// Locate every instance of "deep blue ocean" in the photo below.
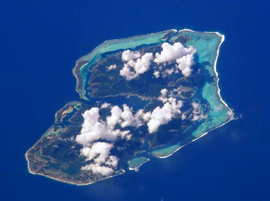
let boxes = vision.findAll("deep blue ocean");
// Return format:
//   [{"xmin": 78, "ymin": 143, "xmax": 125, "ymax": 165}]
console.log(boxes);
[{"xmin": 1, "ymin": 0, "xmax": 270, "ymax": 200}]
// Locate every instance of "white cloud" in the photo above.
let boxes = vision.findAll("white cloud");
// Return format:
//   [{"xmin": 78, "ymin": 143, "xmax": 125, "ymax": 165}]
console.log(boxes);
[
  {"xmin": 105, "ymin": 155, "xmax": 119, "ymax": 168},
  {"xmin": 132, "ymin": 53, "xmax": 153, "ymax": 75},
  {"xmin": 120, "ymin": 64, "xmax": 136, "ymax": 80},
  {"xmin": 75, "ymin": 112, "xmax": 118, "ymax": 146},
  {"xmin": 153, "ymin": 71, "xmax": 160, "ymax": 78},
  {"xmin": 106, "ymin": 106, "xmax": 123, "ymax": 128},
  {"xmin": 76, "ymin": 104, "xmax": 142, "ymax": 148},
  {"xmin": 120, "ymin": 42, "xmax": 196, "ymax": 80},
  {"xmin": 110, "ymin": 89, "xmax": 184, "ymax": 134},
  {"xmin": 135, "ymin": 109, "xmax": 144, "ymax": 119},
  {"xmin": 159, "ymin": 88, "xmax": 168, "ymax": 102},
  {"xmin": 122, "ymin": 50, "xmax": 141, "ymax": 61},
  {"xmin": 152, "ymin": 42, "xmax": 196, "ymax": 77},
  {"xmin": 82, "ymin": 108, "xmax": 100, "ymax": 128},
  {"xmin": 164, "ymin": 68, "xmax": 175, "ymax": 76},
  {"xmin": 120, "ymin": 104, "xmax": 142, "ymax": 128},
  {"xmin": 137, "ymin": 89, "xmax": 184, "ymax": 133},
  {"xmin": 147, "ymin": 104, "xmax": 173, "ymax": 133},
  {"xmin": 80, "ymin": 142, "xmax": 116, "ymax": 176},
  {"xmin": 107, "ymin": 64, "xmax": 117, "ymax": 71},
  {"xmin": 160, "ymin": 88, "xmax": 168, "ymax": 97},
  {"xmin": 147, "ymin": 98, "xmax": 183, "ymax": 133},
  {"xmin": 81, "ymin": 164, "xmax": 114, "ymax": 176},
  {"xmin": 176, "ymin": 54, "xmax": 194, "ymax": 77},
  {"xmin": 101, "ymin": 102, "xmax": 111, "ymax": 109},
  {"xmin": 143, "ymin": 112, "xmax": 152, "ymax": 122},
  {"xmin": 181, "ymin": 113, "xmax": 187, "ymax": 120},
  {"xmin": 117, "ymin": 129, "xmax": 131, "ymax": 140},
  {"xmin": 81, "ymin": 142, "xmax": 113, "ymax": 162},
  {"xmin": 154, "ymin": 42, "xmax": 196, "ymax": 64},
  {"xmin": 120, "ymin": 52, "xmax": 153, "ymax": 80}
]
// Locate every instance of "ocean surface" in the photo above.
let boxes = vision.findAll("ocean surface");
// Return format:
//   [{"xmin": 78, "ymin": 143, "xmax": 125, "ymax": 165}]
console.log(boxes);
[{"xmin": 1, "ymin": 0, "xmax": 270, "ymax": 200}]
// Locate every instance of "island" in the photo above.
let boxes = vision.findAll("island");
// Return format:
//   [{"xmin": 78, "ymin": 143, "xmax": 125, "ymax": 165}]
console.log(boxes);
[{"xmin": 26, "ymin": 29, "xmax": 235, "ymax": 185}]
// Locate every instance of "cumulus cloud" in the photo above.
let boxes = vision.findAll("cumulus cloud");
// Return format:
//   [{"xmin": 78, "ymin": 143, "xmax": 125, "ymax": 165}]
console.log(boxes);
[
  {"xmin": 120, "ymin": 104, "xmax": 142, "ymax": 128},
  {"xmin": 153, "ymin": 71, "xmax": 160, "ymax": 78},
  {"xmin": 114, "ymin": 88, "xmax": 184, "ymax": 133},
  {"xmin": 80, "ymin": 142, "xmax": 116, "ymax": 176},
  {"xmin": 147, "ymin": 97, "xmax": 183, "ymax": 133},
  {"xmin": 160, "ymin": 88, "xmax": 168, "ymax": 97},
  {"xmin": 120, "ymin": 42, "xmax": 196, "ymax": 80},
  {"xmin": 176, "ymin": 54, "xmax": 195, "ymax": 77},
  {"xmin": 135, "ymin": 89, "xmax": 183, "ymax": 133},
  {"xmin": 120, "ymin": 52, "xmax": 153, "ymax": 80},
  {"xmin": 81, "ymin": 142, "xmax": 113, "ymax": 162},
  {"xmin": 152, "ymin": 42, "xmax": 196, "ymax": 78},
  {"xmin": 76, "ymin": 105, "xmax": 138, "ymax": 147},
  {"xmin": 122, "ymin": 50, "xmax": 141, "ymax": 61},
  {"xmin": 101, "ymin": 102, "xmax": 111, "ymax": 109},
  {"xmin": 133, "ymin": 53, "xmax": 153, "ymax": 74},
  {"xmin": 147, "ymin": 105, "xmax": 173, "ymax": 133},
  {"xmin": 76, "ymin": 108, "xmax": 101, "ymax": 145},
  {"xmin": 107, "ymin": 64, "xmax": 117, "ymax": 71},
  {"xmin": 154, "ymin": 42, "xmax": 196, "ymax": 64},
  {"xmin": 75, "ymin": 108, "xmax": 119, "ymax": 146},
  {"xmin": 106, "ymin": 155, "xmax": 119, "ymax": 168},
  {"xmin": 119, "ymin": 64, "xmax": 136, "ymax": 80},
  {"xmin": 81, "ymin": 164, "xmax": 114, "ymax": 176},
  {"xmin": 106, "ymin": 106, "xmax": 123, "ymax": 128},
  {"xmin": 143, "ymin": 112, "xmax": 152, "ymax": 122},
  {"xmin": 164, "ymin": 68, "xmax": 175, "ymax": 75}
]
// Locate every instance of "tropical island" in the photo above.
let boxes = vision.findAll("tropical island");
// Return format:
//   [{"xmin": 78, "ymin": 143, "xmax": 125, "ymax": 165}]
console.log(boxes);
[{"xmin": 26, "ymin": 29, "xmax": 234, "ymax": 185}]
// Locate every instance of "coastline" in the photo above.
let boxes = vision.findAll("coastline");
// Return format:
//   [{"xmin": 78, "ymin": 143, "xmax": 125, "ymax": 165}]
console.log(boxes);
[
  {"xmin": 151, "ymin": 29, "xmax": 234, "ymax": 159},
  {"xmin": 179, "ymin": 29, "xmax": 232, "ymax": 112}
]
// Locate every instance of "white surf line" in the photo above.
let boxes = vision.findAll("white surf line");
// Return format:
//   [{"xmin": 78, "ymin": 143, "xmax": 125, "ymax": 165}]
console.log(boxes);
[{"xmin": 179, "ymin": 28, "xmax": 233, "ymax": 114}]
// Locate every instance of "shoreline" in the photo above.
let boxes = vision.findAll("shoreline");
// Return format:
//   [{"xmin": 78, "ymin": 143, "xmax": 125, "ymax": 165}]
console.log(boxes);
[
  {"xmin": 179, "ymin": 29, "xmax": 232, "ymax": 112},
  {"xmin": 151, "ymin": 29, "xmax": 234, "ymax": 159}
]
